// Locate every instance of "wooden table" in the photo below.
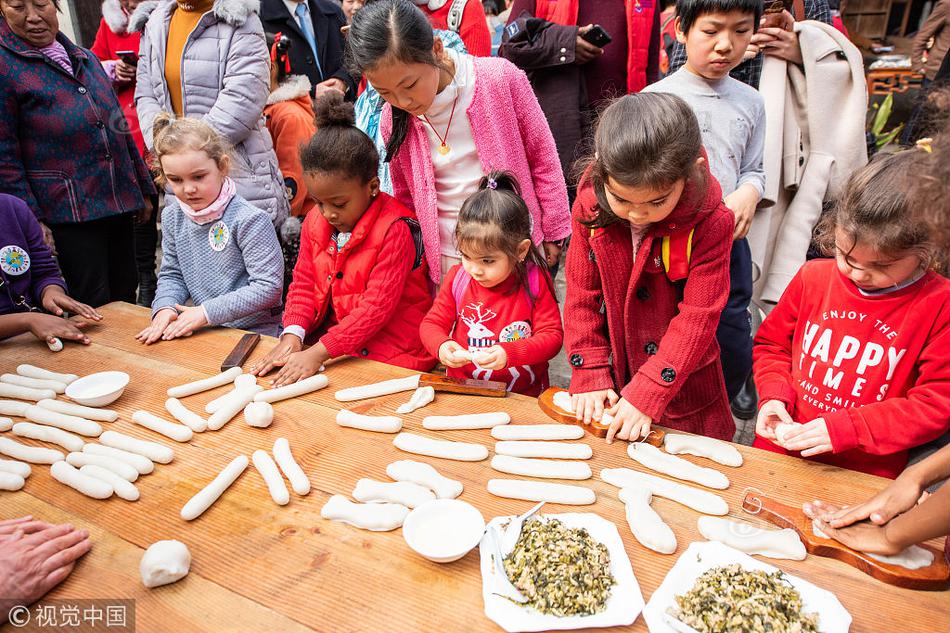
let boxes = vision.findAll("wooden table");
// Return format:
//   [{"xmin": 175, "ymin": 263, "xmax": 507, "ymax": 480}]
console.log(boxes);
[{"xmin": 2, "ymin": 303, "xmax": 947, "ymax": 632}]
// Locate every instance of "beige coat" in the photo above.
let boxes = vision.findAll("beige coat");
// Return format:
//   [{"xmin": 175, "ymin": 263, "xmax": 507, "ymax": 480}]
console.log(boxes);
[{"xmin": 748, "ymin": 20, "xmax": 868, "ymax": 305}]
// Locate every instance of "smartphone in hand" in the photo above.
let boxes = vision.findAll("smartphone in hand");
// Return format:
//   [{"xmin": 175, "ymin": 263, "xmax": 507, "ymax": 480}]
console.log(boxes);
[
  {"xmin": 116, "ymin": 50, "xmax": 138, "ymax": 66},
  {"xmin": 581, "ymin": 24, "xmax": 612, "ymax": 48}
]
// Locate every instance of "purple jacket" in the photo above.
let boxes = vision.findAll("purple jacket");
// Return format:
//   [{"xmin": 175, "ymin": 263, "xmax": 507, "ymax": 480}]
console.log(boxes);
[
  {"xmin": 0, "ymin": 20, "xmax": 154, "ymax": 225},
  {"xmin": 0, "ymin": 194, "xmax": 67, "ymax": 316}
]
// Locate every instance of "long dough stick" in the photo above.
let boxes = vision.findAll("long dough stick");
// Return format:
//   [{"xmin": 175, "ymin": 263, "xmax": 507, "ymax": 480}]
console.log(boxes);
[
  {"xmin": 334, "ymin": 375, "xmax": 420, "ymax": 402},
  {"xmin": 619, "ymin": 487, "xmax": 677, "ymax": 554},
  {"xmin": 698, "ymin": 516, "xmax": 806, "ymax": 560},
  {"xmin": 600, "ymin": 468, "xmax": 728, "ymax": 515},
  {"xmin": 12, "ymin": 422, "xmax": 85, "ymax": 452},
  {"xmin": 254, "ymin": 374, "xmax": 329, "ymax": 403},
  {"xmin": 1, "ymin": 374, "xmax": 67, "ymax": 394},
  {"xmin": 491, "ymin": 454, "xmax": 591, "ymax": 480},
  {"xmin": 180, "ymin": 455, "xmax": 249, "ymax": 520},
  {"xmin": 17, "ymin": 364, "xmax": 78, "ymax": 384},
  {"xmin": 0, "ymin": 417, "xmax": 11, "ymax": 432},
  {"xmin": 0, "ymin": 437, "xmax": 65, "ymax": 464},
  {"xmin": 352, "ymin": 478, "xmax": 435, "ymax": 508},
  {"xmin": 393, "ymin": 432, "xmax": 489, "ymax": 461},
  {"xmin": 206, "ymin": 386, "xmax": 262, "ymax": 431},
  {"xmin": 385, "ymin": 460, "xmax": 462, "ymax": 499},
  {"xmin": 422, "ymin": 412, "xmax": 510, "ymax": 431},
  {"xmin": 132, "ymin": 411, "xmax": 194, "ymax": 443},
  {"xmin": 37, "ymin": 399, "xmax": 118, "ymax": 423},
  {"xmin": 273, "ymin": 438, "xmax": 310, "ymax": 495},
  {"xmin": 0, "ymin": 458, "xmax": 31, "ymax": 478},
  {"xmin": 252, "ymin": 450, "xmax": 289, "ymax": 505},
  {"xmin": 83, "ymin": 444, "xmax": 153, "ymax": 475},
  {"xmin": 626, "ymin": 442, "xmax": 730, "ymax": 489},
  {"xmin": 486, "ymin": 479, "xmax": 596, "ymax": 505},
  {"xmin": 80, "ymin": 465, "xmax": 140, "ymax": 501},
  {"xmin": 25, "ymin": 406, "xmax": 102, "ymax": 437},
  {"xmin": 320, "ymin": 494, "xmax": 409, "ymax": 531},
  {"xmin": 66, "ymin": 452, "xmax": 138, "ymax": 482},
  {"xmin": 50, "ymin": 461, "xmax": 113, "ymax": 499},
  {"xmin": 336, "ymin": 410, "xmax": 402, "ymax": 433},
  {"xmin": 0, "ymin": 383, "xmax": 56, "ymax": 402},
  {"xmin": 164, "ymin": 398, "xmax": 208, "ymax": 433},
  {"xmin": 167, "ymin": 367, "xmax": 243, "ymax": 398},
  {"xmin": 494, "ymin": 441, "xmax": 592, "ymax": 460},
  {"xmin": 100, "ymin": 431, "xmax": 174, "ymax": 464},
  {"xmin": 395, "ymin": 386, "xmax": 435, "ymax": 414},
  {"xmin": 663, "ymin": 433, "xmax": 743, "ymax": 467},
  {"xmin": 0, "ymin": 471, "xmax": 25, "ymax": 491},
  {"xmin": 491, "ymin": 424, "xmax": 585, "ymax": 441},
  {"xmin": 205, "ymin": 374, "xmax": 258, "ymax": 413},
  {"xmin": 0, "ymin": 400, "xmax": 30, "ymax": 417}
]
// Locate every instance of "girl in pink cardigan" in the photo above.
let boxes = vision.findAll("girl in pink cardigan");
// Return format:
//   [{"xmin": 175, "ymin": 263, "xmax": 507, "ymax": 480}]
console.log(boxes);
[{"xmin": 347, "ymin": 0, "xmax": 571, "ymax": 284}]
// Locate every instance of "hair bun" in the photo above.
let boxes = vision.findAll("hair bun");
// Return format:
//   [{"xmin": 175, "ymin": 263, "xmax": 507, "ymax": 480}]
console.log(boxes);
[
  {"xmin": 314, "ymin": 91, "xmax": 355, "ymax": 128},
  {"xmin": 152, "ymin": 111, "xmax": 174, "ymax": 139},
  {"xmin": 480, "ymin": 170, "xmax": 522, "ymax": 196}
]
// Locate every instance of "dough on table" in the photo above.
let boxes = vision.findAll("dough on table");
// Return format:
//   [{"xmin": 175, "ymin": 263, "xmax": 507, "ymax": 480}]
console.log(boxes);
[
  {"xmin": 140, "ymin": 540, "xmax": 192, "ymax": 588},
  {"xmin": 321, "ymin": 494, "xmax": 409, "ymax": 531},
  {"xmin": 698, "ymin": 516, "xmax": 806, "ymax": 560},
  {"xmin": 811, "ymin": 519, "xmax": 934, "ymax": 569}
]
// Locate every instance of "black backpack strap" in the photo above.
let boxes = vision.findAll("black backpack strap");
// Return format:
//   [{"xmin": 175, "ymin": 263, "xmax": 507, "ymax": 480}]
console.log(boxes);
[{"xmin": 397, "ymin": 217, "xmax": 424, "ymax": 271}]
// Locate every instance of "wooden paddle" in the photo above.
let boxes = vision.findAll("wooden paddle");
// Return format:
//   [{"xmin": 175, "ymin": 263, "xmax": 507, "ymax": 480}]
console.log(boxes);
[
  {"xmin": 537, "ymin": 387, "xmax": 666, "ymax": 444},
  {"xmin": 418, "ymin": 374, "xmax": 507, "ymax": 397},
  {"xmin": 741, "ymin": 490, "xmax": 950, "ymax": 591}
]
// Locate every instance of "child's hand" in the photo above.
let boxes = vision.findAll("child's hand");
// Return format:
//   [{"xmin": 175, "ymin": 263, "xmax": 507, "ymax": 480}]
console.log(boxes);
[
  {"xmin": 135, "ymin": 308, "xmax": 177, "ymax": 345},
  {"xmin": 605, "ymin": 398, "xmax": 652, "ymax": 444},
  {"xmin": 438, "ymin": 341, "xmax": 470, "ymax": 368},
  {"xmin": 26, "ymin": 313, "xmax": 90, "ymax": 346},
  {"xmin": 273, "ymin": 345, "xmax": 328, "ymax": 387},
  {"xmin": 473, "ymin": 345, "xmax": 507, "ymax": 370},
  {"xmin": 723, "ymin": 185, "xmax": 759, "ymax": 240},
  {"xmin": 781, "ymin": 417, "xmax": 832, "ymax": 457},
  {"xmin": 250, "ymin": 335, "xmax": 303, "ymax": 376},
  {"xmin": 810, "ymin": 517, "xmax": 905, "ymax": 556},
  {"xmin": 755, "ymin": 399, "xmax": 794, "ymax": 440},
  {"xmin": 161, "ymin": 304, "xmax": 208, "ymax": 340},
  {"xmin": 571, "ymin": 389, "xmax": 619, "ymax": 426},
  {"xmin": 40, "ymin": 286, "xmax": 102, "ymax": 321},
  {"xmin": 804, "ymin": 475, "xmax": 926, "ymax": 529}
]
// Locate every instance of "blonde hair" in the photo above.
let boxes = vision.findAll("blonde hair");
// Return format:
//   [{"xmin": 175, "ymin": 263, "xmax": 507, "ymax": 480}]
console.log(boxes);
[{"xmin": 150, "ymin": 113, "xmax": 231, "ymax": 186}]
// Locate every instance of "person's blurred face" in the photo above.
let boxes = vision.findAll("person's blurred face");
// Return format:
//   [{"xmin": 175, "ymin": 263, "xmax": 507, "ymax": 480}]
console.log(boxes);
[
  {"xmin": 120, "ymin": 0, "xmax": 142, "ymax": 14},
  {"xmin": 342, "ymin": 0, "xmax": 363, "ymax": 23},
  {"xmin": 677, "ymin": 10, "xmax": 755, "ymax": 80},
  {"xmin": 0, "ymin": 0, "xmax": 59, "ymax": 48}
]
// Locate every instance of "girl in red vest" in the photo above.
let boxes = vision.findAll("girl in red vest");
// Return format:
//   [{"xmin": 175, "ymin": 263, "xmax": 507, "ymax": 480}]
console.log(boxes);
[
  {"xmin": 252, "ymin": 93, "xmax": 436, "ymax": 385},
  {"xmin": 565, "ymin": 92, "xmax": 734, "ymax": 443},
  {"xmin": 420, "ymin": 171, "xmax": 563, "ymax": 396}
]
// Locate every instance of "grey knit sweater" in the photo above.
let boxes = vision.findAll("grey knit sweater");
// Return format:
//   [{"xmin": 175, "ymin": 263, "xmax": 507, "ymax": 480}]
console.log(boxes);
[{"xmin": 152, "ymin": 195, "xmax": 283, "ymax": 335}]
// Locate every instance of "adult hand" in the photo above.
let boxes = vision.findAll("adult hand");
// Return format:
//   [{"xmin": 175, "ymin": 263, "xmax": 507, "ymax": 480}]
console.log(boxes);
[
  {"xmin": 570, "ymin": 389, "xmax": 619, "ymax": 426},
  {"xmin": 473, "ymin": 345, "xmax": 507, "ymax": 370},
  {"xmin": 0, "ymin": 519, "xmax": 92, "ymax": 623},
  {"xmin": 542, "ymin": 241, "xmax": 562, "ymax": 268},
  {"xmin": 314, "ymin": 78, "xmax": 347, "ymax": 101},
  {"xmin": 40, "ymin": 285, "xmax": 102, "ymax": 321},
  {"xmin": 272, "ymin": 344, "xmax": 329, "ymax": 387},
  {"xmin": 115, "ymin": 59, "xmax": 136, "ymax": 83},
  {"xmin": 135, "ymin": 308, "xmax": 177, "ymax": 345},
  {"xmin": 605, "ymin": 397, "xmax": 652, "ymax": 443},
  {"xmin": 752, "ymin": 11, "xmax": 803, "ymax": 66},
  {"xmin": 575, "ymin": 25, "xmax": 603, "ymax": 65},
  {"xmin": 781, "ymin": 417, "xmax": 833, "ymax": 457},
  {"xmin": 160, "ymin": 305, "xmax": 208, "ymax": 340},
  {"xmin": 25, "ymin": 312, "xmax": 90, "ymax": 346},
  {"xmin": 38, "ymin": 222, "xmax": 56, "ymax": 255},
  {"xmin": 250, "ymin": 334, "xmax": 303, "ymax": 376},
  {"xmin": 754, "ymin": 398, "xmax": 794, "ymax": 440},
  {"xmin": 723, "ymin": 185, "xmax": 759, "ymax": 240},
  {"xmin": 438, "ymin": 340, "xmax": 470, "ymax": 368}
]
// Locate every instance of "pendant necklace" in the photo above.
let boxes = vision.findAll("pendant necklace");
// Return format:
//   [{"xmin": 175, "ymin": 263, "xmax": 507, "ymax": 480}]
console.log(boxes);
[{"xmin": 422, "ymin": 94, "xmax": 458, "ymax": 156}]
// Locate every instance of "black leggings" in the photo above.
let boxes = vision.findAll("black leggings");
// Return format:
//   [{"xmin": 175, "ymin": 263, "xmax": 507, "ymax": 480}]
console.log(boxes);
[{"xmin": 134, "ymin": 195, "xmax": 160, "ymax": 276}]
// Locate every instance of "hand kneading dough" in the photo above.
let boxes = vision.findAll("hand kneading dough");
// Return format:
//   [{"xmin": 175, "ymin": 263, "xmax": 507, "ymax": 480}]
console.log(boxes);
[
  {"xmin": 494, "ymin": 441, "xmax": 592, "ymax": 460},
  {"xmin": 393, "ymin": 432, "xmax": 488, "ymax": 461},
  {"xmin": 140, "ymin": 540, "xmax": 192, "ymax": 588},
  {"xmin": 385, "ymin": 460, "xmax": 462, "ymax": 499},
  {"xmin": 352, "ymin": 478, "xmax": 435, "ymax": 508},
  {"xmin": 619, "ymin": 487, "xmax": 677, "ymax": 554},
  {"xmin": 486, "ymin": 479, "xmax": 596, "ymax": 505},
  {"xmin": 699, "ymin": 516, "xmax": 806, "ymax": 560},
  {"xmin": 663, "ymin": 433, "xmax": 743, "ymax": 467},
  {"xmin": 422, "ymin": 412, "xmax": 510, "ymax": 431},
  {"xmin": 600, "ymin": 468, "xmax": 728, "ymax": 515},
  {"xmin": 627, "ymin": 442, "xmax": 730, "ymax": 489},
  {"xmin": 321, "ymin": 494, "xmax": 409, "ymax": 531},
  {"xmin": 811, "ymin": 519, "xmax": 935, "ymax": 569},
  {"xmin": 774, "ymin": 423, "xmax": 799, "ymax": 448},
  {"xmin": 396, "ymin": 386, "xmax": 435, "ymax": 414},
  {"xmin": 491, "ymin": 424, "xmax": 585, "ymax": 441},
  {"xmin": 336, "ymin": 410, "xmax": 402, "ymax": 433}
]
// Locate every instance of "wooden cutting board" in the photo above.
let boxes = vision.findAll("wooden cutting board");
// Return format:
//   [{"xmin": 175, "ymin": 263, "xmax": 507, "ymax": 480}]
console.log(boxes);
[{"xmin": 537, "ymin": 387, "xmax": 665, "ymax": 444}]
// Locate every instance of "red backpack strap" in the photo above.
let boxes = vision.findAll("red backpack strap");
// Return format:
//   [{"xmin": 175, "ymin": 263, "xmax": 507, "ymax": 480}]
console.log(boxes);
[{"xmin": 451, "ymin": 267, "xmax": 472, "ymax": 309}]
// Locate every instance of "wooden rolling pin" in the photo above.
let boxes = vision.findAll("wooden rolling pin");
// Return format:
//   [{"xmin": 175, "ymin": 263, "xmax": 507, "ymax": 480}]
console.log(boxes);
[{"xmin": 537, "ymin": 387, "xmax": 665, "ymax": 444}]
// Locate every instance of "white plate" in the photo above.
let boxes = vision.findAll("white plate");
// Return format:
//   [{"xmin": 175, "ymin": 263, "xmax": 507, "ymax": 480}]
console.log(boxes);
[
  {"xmin": 644, "ymin": 541, "xmax": 852, "ymax": 633},
  {"xmin": 65, "ymin": 371, "xmax": 129, "ymax": 407},
  {"xmin": 403, "ymin": 499, "xmax": 485, "ymax": 563},
  {"xmin": 479, "ymin": 512, "xmax": 643, "ymax": 632}
]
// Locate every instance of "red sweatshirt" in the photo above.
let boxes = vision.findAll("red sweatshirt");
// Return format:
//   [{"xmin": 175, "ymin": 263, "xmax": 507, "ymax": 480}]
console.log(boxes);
[
  {"xmin": 420, "ymin": 264, "xmax": 564, "ymax": 396},
  {"xmin": 753, "ymin": 260, "xmax": 950, "ymax": 478},
  {"xmin": 423, "ymin": 1, "xmax": 492, "ymax": 57}
]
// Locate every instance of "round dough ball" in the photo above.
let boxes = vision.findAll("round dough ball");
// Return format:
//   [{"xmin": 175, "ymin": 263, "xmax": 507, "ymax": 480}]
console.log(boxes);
[
  {"xmin": 244, "ymin": 401, "xmax": 274, "ymax": 428},
  {"xmin": 47, "ymin": 338, "xmax": 63, "ymax": 352},
  {"xmin": 140, "ymin": 540, "xmax": 191, "ymax": 588}
]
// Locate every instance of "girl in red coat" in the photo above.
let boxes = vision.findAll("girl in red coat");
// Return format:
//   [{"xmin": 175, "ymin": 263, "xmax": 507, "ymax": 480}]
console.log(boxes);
[
  {"xmin": 565, "ymin": 92, "xmax": 735, "ymax": 443},
  {"xmin": 754, "ymin": 150, "xmax": 950, "ymax": 479},
  {"xmin": 251, "ymin": 93, "xmax": 436, "ymax": 385},
  {"xmin": 420, "ymin": 171, "xmax": 563, "ymax": 396}
]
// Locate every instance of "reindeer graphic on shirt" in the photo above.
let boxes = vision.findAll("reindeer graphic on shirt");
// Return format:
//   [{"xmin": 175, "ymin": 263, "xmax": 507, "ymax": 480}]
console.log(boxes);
[{"xmin": 458, "ymin": 301, "xmax": 536, "ymax": 390}]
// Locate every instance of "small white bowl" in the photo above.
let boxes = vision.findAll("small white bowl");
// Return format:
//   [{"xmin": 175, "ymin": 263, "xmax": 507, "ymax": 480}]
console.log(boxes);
[
  {"xmin": 65, "ymin": 371, "xmax": 130, "ymax": 407},
  {"xmin": 403, "ymin": 499, "xmax": 486, "ymax": 563}
]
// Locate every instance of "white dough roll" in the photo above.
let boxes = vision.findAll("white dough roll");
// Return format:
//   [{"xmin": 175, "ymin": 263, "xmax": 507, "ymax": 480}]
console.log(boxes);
[
  {"xmin": 132, "ymin": 411, "xmax": 194, "ymax": 443},
  {"xmin": 272, "ymin": 438, "xmax": 309, "ymax": 495},
  {"xmin": 395, "ymin": 386, "xmax": 435, "ymax": 414},
  {"xmin": 12, "ymin": 422, "xmax": 85, "ymax": 453},
  {"xmin": 1, "ymin": 373, "xmax": 67, "ymax": 394},
  {"xmin": 25, "ymin": 405, "xmax": 102, "ymax": 437},
  {"xmin": 80, "ymin": 465, "xmax": 140, "ymax": 501},
  {"xmin": 336, "ymin": 409, "xmax": 402, "ymax": 433},
  {"xmin": 491, "ymin": 454, "xmax": 591, "ymax": 480},
  {"xmin": 0, "ymin": 383, "xmax": 56, "ymax": 402},
  {"xmin": 83, "ymin": 443, "xmax": 154, "ymax": 475},
  {"xmin": 206, "ymin": 387, "xmax": 262, "ymax": 431},
  {"xmin": 352, "ymin": 478, "xmax": 435, "ymax": 508},
  {"xmin": 320, "ymin": 494, "xmax": 409, "ymax": 531},
  {"xmin": 167, "ymin": 367, "xmax": 243, "ymax": 399},
  {"xmin": 66, "ymin": 452, "xmax": 138, "ymax": 482},
  {"xmin": 386, "ymin": 460, "xmax": 462, "ymax": 499},
  {"xmin": 600, "ymin": 468, "xmax": 729, "ymax": 515},
  {"xmin": 619, "ymin": 487, "xmax": 677, "ymax": 555},
  {"xmin": 37, "ymin": 399, "xmax": 118, "ymax": 423},
  {"xmin": 393, "ymin": 432, "xmax": 489, "ymax": 462},
  {"xmin": 0, "ymin": 417, "xmax": 12, "ymax": 432},
  {"xmin": 50, "ymin": 461, "xmax": 113, "ymax": 499},
  {"xmin": 0, "ymin": 458, "xmax": 31, "ymax": 478},
  {"xmin": 100, "ymin": 431, "xmax": 174, "ymax": 464},
  {"xmin": 422, "ymin": 412, "xmax": 510, "ymax": 431},
  {"xmin": 491, "ymin": 424, "xmax": 585, "ymax": 441},
  {"xmin": 333, "ymin": 375, "xmax": 420, "ymax": 402},
  {"xmin": 16, "ymin": 364, "xmax": 78, "ymax": 384},
  {"xmin": 663, "ymin": 433, "xmax": 743, "ymax": 467},
  {"xmin": 494, "ymin": 441, "xmax": 592, "ymax": 460},
  {"xmin": 252, "ymin": 450, "xmax": 289, "ymax": 506},
  {"xmin": 180, "ymin": 455, "xmax": 249, "ymax": 520},
  {"xmin": 487, "ymin": 479, "xmax": 596, "ymax": 505},
  {"xmin": 0, "ymin": 400, "xmax": 30, "ymax": 417},
  {"xmin": 0, "ymin": 471, "xmax": 26, "ymax": 491},
  {"xmin": 626, "ymin": 442, "xmax": 730, "ymax": 489},
  {"xmin": 0, "ymin": 437, "xmax": 65, "ymax": 464},
  {"xmin": 254, "ymin": 374, "xmax": 329, "ymax": 404},
  {"xmin": 164, "ymin": 398, "xmax": 208, "ymax": 432},
  {"xmin": 698, "ymin": 516, "xmax": 807, "ymax": 560}
]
